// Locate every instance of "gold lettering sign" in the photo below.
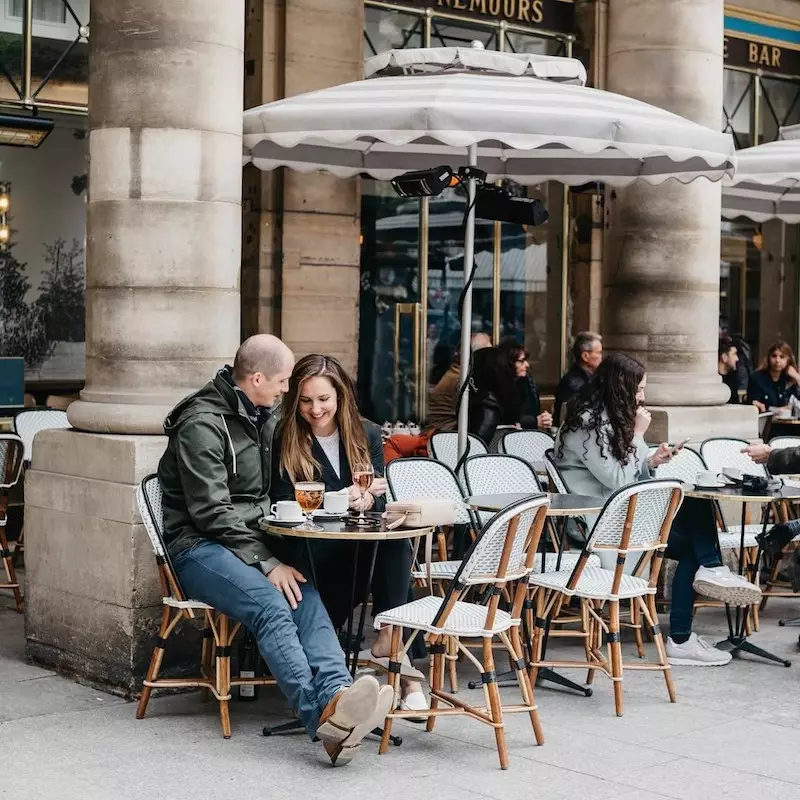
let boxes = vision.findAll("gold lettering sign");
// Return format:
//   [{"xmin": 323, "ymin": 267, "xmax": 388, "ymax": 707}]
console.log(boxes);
[
  {"xmin": 437, "ymin": 0, "xmax": 545, "ymax": 25},
  {"xmin": 747, "ymin": 41, "xmax": 782, "ymax": 68},
  {"xmin": 725, "ymin": 34, "xmax": 798, "ymax": 77}
]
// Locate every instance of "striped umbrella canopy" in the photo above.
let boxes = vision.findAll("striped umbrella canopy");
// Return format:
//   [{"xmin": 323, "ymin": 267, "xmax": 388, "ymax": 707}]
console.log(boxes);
[
  {"xmin": 722, "ymin": 128, "xmax": 800, "ymax": 223},
  {"xmin": 244, "ymin": 47, "xmax": 736, "ymax": 186}
]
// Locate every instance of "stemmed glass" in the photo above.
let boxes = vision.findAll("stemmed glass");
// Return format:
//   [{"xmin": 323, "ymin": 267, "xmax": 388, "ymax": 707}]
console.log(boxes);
[
  {"xmin": 351, "ymin": 462, "xmax": 374, "ymax": 526},
  {"xmin": 294, "ymin": 481, "xmax": 325, "ymax": 531}
]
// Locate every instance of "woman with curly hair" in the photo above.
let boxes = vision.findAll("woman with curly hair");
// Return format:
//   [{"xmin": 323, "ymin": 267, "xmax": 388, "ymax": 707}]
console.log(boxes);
[{"xmin": 554, "ymin": 353, "xmax": 761, "ymax": 667}]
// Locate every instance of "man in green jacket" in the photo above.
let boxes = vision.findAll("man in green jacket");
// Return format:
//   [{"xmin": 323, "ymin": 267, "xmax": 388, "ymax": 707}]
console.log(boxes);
[{"xmin": 158, "ymin": 334, "xmax": 392, "ymax": 766}]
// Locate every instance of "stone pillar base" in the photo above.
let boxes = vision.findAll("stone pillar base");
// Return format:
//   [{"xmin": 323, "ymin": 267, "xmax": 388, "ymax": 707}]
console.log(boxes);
[
  {"xmin": 644, "ymin": 404, "xmax": 759, "ymax": 446},
  {"xmin": 24, "ymin": 429, "xmax": 198, "ymax": 696}
]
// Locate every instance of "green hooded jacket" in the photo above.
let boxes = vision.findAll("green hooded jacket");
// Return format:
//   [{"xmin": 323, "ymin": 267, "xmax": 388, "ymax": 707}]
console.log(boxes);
[{"xmin": 157, "ymin": 368, "xmax": 280, "ymax": 570}]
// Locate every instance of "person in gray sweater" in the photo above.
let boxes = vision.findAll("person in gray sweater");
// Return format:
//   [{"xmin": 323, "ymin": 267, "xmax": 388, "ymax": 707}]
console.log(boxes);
[{"xmin": 554, "ymin": 353, "xmax": 762, "ymax": 666}]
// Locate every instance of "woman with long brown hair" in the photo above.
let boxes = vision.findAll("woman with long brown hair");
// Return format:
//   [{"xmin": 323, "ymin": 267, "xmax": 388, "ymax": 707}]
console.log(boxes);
[
  {"xmin": 747, "ymin": 340, "xmax": 800, "ymax": 413},
  {"xmin": 554, "ymin": 353, "xmax": 761, "ymax": 666},
  {"xmin": 270, "ymin": 354, "xmax": 427, "ymax": 714}
]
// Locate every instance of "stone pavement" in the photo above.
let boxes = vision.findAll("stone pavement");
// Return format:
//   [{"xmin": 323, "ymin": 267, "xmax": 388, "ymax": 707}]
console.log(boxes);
[{"xmin": 2, "ymin": 589, "xmax": 800, "ymax": 800}]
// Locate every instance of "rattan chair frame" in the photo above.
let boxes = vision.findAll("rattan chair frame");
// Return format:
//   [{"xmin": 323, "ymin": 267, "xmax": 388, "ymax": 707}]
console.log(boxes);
[
  {"xmin": 136, "ymin": 474, "xmax": 274, "ymax": 738},
  {"xmin": 0, "ymin": 435, "xmax": 24, "ymax": 611},
  {"xmin": 375, "ymin": 495, "xmax": 550, "ymax": 770}
]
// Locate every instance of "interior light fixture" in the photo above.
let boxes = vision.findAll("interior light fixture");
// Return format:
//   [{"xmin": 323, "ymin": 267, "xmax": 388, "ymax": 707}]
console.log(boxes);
[
  {"xmin": 0, "ymin": 181, "xmax": 9, "ymax": 252},
  {"xmin": 0, "ymin": 114, "xmax": 54, "ymax": 148}
]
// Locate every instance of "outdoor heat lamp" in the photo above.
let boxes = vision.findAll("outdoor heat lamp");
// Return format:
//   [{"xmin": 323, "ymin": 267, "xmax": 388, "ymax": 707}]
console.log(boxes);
[
  {"xmin": 0, "ymin": 114, "xmax": 54, "ymax": 148},
  {"xmin": 390, "ymin": 166, "xmax": 454, "ymax": 197},
  {"xmin": 475, "ymin": 185, "xmax": 550, "ymax": 227}
]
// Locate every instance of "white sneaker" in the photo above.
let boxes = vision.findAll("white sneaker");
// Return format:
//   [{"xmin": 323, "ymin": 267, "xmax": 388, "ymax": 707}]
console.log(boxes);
[
  {"xmin": 666, "ymin": 633, "xmax": 732, "ymax": 666},
  {"xmin": 692, "ymin": 565, "xmax": 762, "ymax": 607}
]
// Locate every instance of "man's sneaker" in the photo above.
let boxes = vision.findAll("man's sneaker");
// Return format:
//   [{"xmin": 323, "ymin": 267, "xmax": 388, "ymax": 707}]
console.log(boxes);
[
  {"xmin": 692, "ymin": 564, "xmax": 762, "ymax": 607},
  {"xmin": 666, "ymin": 633, "xmax": 732, "ymax": 666}
]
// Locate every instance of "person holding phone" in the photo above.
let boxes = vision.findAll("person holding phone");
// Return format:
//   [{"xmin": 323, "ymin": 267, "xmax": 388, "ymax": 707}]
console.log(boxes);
[
  {"xmin": 270, "ymin": 354, "xmax": 426, "ymax": 715},
  {"xmin": 554, "ymin": 353, "xmax": 761, "ymax": 666}
]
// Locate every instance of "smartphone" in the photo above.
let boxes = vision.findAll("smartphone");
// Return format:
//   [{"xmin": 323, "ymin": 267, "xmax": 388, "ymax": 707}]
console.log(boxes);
[{"xmin": 671, "ymin": 436, "xmax": 691, "ymax": 454}]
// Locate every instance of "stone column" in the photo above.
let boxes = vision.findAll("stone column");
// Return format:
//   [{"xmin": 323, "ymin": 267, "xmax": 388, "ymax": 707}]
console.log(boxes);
[
  {"xmin": 242, "ymin": 0, "xmax": 363, "ymax": 374},
  {"xmin": 68, "ymin": 0, "xmax": 244, "ymax": 434},
  {"xmin": 25, "ymin": 1, "xmax": 245, "ymax": 693},
  {"xmin": 603, "ymin": 0, "xmax": 756, "ymax": 441}
]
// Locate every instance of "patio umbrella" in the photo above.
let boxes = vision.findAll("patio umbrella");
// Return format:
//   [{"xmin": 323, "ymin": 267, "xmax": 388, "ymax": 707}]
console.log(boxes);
[
  {"xmin": 722, "ymin": 126, "xmax": 800, "ymax": 223},
  {"xmin": 244, "ymin": 45, "xmax": 737, "ymax": 457}
]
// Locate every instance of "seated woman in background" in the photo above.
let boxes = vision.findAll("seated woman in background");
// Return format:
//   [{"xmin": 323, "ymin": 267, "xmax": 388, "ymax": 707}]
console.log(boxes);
[
  {"xmin": 554, "ymin": 353, "xmax": 762, "ymax": 667},
  {"xmin": 747, "ymin": 340, "xmax": 800, "ymax": 413},
  {"xmin": 497, "ymin": 338, "xmax": 553, "ymax": 432},
  {"xmin": 271, "ymin": 354, "xmax": 426, "ymax": 714},
  {"xmin": 467, "ymin": 346, "xmax": 521, "ymax": 445}
]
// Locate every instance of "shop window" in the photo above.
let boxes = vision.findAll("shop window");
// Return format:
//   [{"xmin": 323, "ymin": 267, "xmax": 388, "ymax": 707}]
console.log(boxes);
[{"xmin": 9, "ymin": 0, "xmax": 66, "ymax": 24}]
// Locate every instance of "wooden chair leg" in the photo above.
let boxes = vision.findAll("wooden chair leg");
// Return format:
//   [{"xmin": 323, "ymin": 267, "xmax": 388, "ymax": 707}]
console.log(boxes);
[
  {"xmin": 216, "ymin": 613, "xmax": 232, "ymax": 739},
  {"xmin": 379, "ymin": 626, "xmax": 403, "ymax": 755},
  {"xmin": 12, "ymin": 525, "xmax": 23, "ymax": 566},
  {"xmin": 0, "ymin": 528, "xmax": 23, "ymax": 612},
  {"xmin": 136, "ymin": 605, "xmax": 173, "ymax": 720},
  {"xmin": 509, "ymin": 627, "xmax": 544, "ymax": 746},
  {"xmin": 426, "ymin": 636, "xmax": 445, "ymax": 733},
  {"xmin": 483, "ymin": 638, "xmax": 509, "ymax": 770},
  {"xmin": 631, "ymin": 599, "xmax": 645, "ymax": 658},
  {"xmin": 608, "ymin": 601, "xmax": 624, "ymax": 717},
  {"xmin": 528, "ymin": 590, "xmax": 545, "ymax": 687},
  {"xmin": 446, "ymin": 635, "xmax": 459, "ymax": 693},
  {"xmin": 645, "ymin": 596, "xmax": 676, "ymax": 704}
]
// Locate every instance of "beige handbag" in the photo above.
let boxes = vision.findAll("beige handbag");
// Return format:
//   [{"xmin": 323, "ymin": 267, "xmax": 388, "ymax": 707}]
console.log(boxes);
[{"xmin": 385, "ymin": 499, "xmax": 456, "ymax": 529}]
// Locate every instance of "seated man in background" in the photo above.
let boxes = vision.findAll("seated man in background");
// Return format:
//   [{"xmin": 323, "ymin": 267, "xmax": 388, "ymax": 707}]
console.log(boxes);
[
  {"xmin": 718, "ymin": 336, "xmax": 740, "ymax": 404},
  {"xmin": 157, "ymin": 334, "xmax": 392, "ymax": 766},
  {"xmin": 553, "ymin": 331, "xmax": 602, "ymax": 426}
]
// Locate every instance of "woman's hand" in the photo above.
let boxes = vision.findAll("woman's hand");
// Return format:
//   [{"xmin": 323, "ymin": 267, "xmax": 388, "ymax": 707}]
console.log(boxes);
[
  {"xmin": 647, "ymin": 442, "xmax": 673, "ymax": 470},
  {"xmin": 368, "ymin": 476, "xmax": 387, "ymax": 497},
  {"xmin": 634, "ymin": 406, "xmax": 652, "ymax": 437},
  {"xmin": 347, "ymin": 484, "xmax": 361, "ymax": 504},
  {"xmin": 349, "ymin": 490, "xmax": 375, "ymax": 511},
  {"xmin": 753, "ymin": 400, "xmax": 767, "ymax": 413},
  {"xmin": 536, "ymin": 411, "xmax": 553, "ymax": 430}
]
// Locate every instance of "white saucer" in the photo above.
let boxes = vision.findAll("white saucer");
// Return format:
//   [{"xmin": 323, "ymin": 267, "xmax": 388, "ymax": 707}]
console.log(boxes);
[
  {"xmin": 693, "ymin": 481, "xmax": 727, "ymax": 490},
  {"xmin": 313, "ymin": 509, "xmax": 348, "ymax": 519},
  {"xmin": 262, "ymin": 514, "xmax": 304, "ymax": 524}
]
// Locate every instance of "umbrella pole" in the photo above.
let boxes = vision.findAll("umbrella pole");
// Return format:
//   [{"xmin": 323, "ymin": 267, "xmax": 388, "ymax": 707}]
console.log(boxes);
[{"xmin": 457, "ymin": 144, "xmax": 478, "ymax": 459}]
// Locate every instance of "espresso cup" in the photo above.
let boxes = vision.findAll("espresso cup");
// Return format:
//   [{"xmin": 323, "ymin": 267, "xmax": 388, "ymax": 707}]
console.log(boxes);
[
  {"xmin": 271, "ymin": 500, "xmax": 303, "ymax": 521},
  {"xmin": 323, "ymin": 491, "xmax": 349, "ymax": 514},
  {"xmin": 695, "ymin": 470, "xmax": 719, "ymax": 486}
]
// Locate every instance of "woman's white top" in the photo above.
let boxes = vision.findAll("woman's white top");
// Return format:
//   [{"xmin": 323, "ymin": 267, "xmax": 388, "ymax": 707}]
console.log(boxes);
[{"xmin": 315, "ymin": 429, "xmax": 341, "ymax": 478}]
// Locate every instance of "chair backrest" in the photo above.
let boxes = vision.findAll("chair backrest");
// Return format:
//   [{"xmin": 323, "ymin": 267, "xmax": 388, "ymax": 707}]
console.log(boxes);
[
  {"xmin": 700, "ymin": 437, "xmax": 768, "ymax": 478},
  {"xmin": 431, "ymin": 495, "xmax": 550, "ymax": 632},
  {"xmin": 0, "ymin": 434, "xmax": 24, "ymax": 493},
  {"xmin": 13, "ymin": 409, "xmax": 71, "ymax": 463},
  {"xmin": 428, "ymin": 432, "xmax": 487, "ymax": 472},
  {"xmin": 462, "ymin": 453, "xmax": 543, "ymax": 526},
  {"xmin": 543, "ymin": 449, "xmax": 569, "ymax": 494},
  {"xmin": 136, "ymin": 474, "xmax": 184, "ymax": 601},
  {"xmin": 499, "ymin": 429, "xmax": 554, "ymax": 466},
  {"xmin": 386, "ymin": 457, "xmax": 473, "ymax": 526},
  {"xmin": 649, "ymin": 445, "xmax": 707, "ymax": 483},
  {"xmin": 769, "ymin": 436, "xmax": 800, "ymax": 450}
]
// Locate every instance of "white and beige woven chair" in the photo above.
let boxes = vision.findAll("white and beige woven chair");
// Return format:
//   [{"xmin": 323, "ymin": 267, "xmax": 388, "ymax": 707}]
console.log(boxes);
[
  {"xmin": 498, "ymin": 429, "xmax": 554, "ymax": 469},
  {"xmin": 0, "ymin": 435, "xmax": 24, "ymax": 612},
  {"xmin": 13, "ymin": 409, "xmax": 71, "ymax": 464},
  {"xmin": 375, "ymin": 494, "xmax": 550, "ymax": 770},
  {"xmin": 136, "ymin": 474, "xmax": 274, "ymax": 738},
  {"xmin": 768, "ymin": 435, "xmax": 800, "ymax": 451},
  {"xmin": 429, "ymin": 431, "xmax": 487, "ymax": 481},
  {"xmin": 529, "ymin": 479, "xmax": 684, "ymax": 717}
]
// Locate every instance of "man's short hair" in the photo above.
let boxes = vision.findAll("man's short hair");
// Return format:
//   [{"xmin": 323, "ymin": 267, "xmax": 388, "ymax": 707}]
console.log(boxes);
[
  {"xmin": 572, "ymin": 331, "xmax": 601, "ymax": 363},
  {"xmin": 233, "ymin": 334, "xmax": 291, "ymax": 382},
  {"xmin": 718, "ymin": 336, "xmax": 736, "ymax": 360}
]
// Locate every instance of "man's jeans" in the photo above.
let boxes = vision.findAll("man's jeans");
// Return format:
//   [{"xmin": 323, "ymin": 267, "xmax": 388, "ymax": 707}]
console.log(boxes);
[
  {"xmin": 665, "ymin": 498, "xmax": 724, "ymax": 640},
  {"xmin": 172, "ymin": 540, "xmax": 352, "ymax": 738}
]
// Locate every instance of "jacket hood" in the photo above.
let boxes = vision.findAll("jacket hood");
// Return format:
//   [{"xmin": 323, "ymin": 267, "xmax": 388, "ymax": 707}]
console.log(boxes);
[{"xmin": 163, "ymin": 367, "xmax": 242, "ymax": 434}]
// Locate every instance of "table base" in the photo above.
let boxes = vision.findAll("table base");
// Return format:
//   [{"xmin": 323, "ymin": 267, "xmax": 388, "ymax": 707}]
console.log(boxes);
[
  {"xmin": 778, "ymin": 616, "xmax": 800, "ymax": 627},
  {"xmin": 474, "ymin": 666, "xmax": 593, "ymax": 696},
  {"xmin": 262, "ymin": 719, "xmax": 403, "ymax": 746},
  {"xmin": 717, "ymin": 635, "xmax": 792, "ymax": 667}
]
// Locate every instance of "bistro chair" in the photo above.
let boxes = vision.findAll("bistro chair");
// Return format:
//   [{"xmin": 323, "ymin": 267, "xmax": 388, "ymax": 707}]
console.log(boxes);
[
  {"xmin": 12, "ymin": 410, "xmax": 72, "ymax": 563},
  {"xmin": 498, "ymin": 429, "xmax": 554, "ymax": 469},
  {"xmin": 429, "ymin": 431, "xmax": 487, "ymax": 482},
  {"xmin": 0, "ymin": 435, "xmax": 25, "ymax": 612},
  {"xmin": 374, "ymin": 494, "xmax": 550, "ymax": 770},
  {"xmin": 136, "ymin": 474, "xmax": 274, "ymax": 738},
  {"xmin": 768, "ymin": 435, "xmax": 800, "ymax": 450},
  {"xmin": 529, "ymin": 480, "xmax": 684, "ymax": 717}
]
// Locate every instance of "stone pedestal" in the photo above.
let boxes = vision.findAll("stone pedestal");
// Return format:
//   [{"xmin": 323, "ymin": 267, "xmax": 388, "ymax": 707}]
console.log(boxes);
[
  {"xmin": 603, "ymin": 0, "xmax": 756, "ymax": 440},
  {"xmin": 644, "ymin": 404, "xmax": 759, "ymax": 446},
  {"xmin": 23, "ymin": 430, "xmax": 192, "ymax": 695}
]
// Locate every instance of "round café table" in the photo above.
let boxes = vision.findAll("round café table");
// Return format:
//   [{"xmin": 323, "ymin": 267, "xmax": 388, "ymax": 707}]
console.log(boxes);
[
  {"xmin": 465, "ymin": 491, "xmax": 606, "ymax": 697},
  {"xmin": 259, "ymin": 514, "xmax": 433, "ymax": 745},
  {"xmin": 683, "ymin": 482, "xmax": 800, "ymax": 668}
]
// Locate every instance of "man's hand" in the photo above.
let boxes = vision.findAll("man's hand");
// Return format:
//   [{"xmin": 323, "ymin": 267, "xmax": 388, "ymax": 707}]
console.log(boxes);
[
  {"xmin": 267, "ymin": 564, "xmax": 306, "ymax": 610},
  {"xmin": 537, "ymin": 411, "xmax": 553, "ymax": 430},
  {"xmin": 742, "ymin": 443, "xmax": 772, "ymax": 465}
]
